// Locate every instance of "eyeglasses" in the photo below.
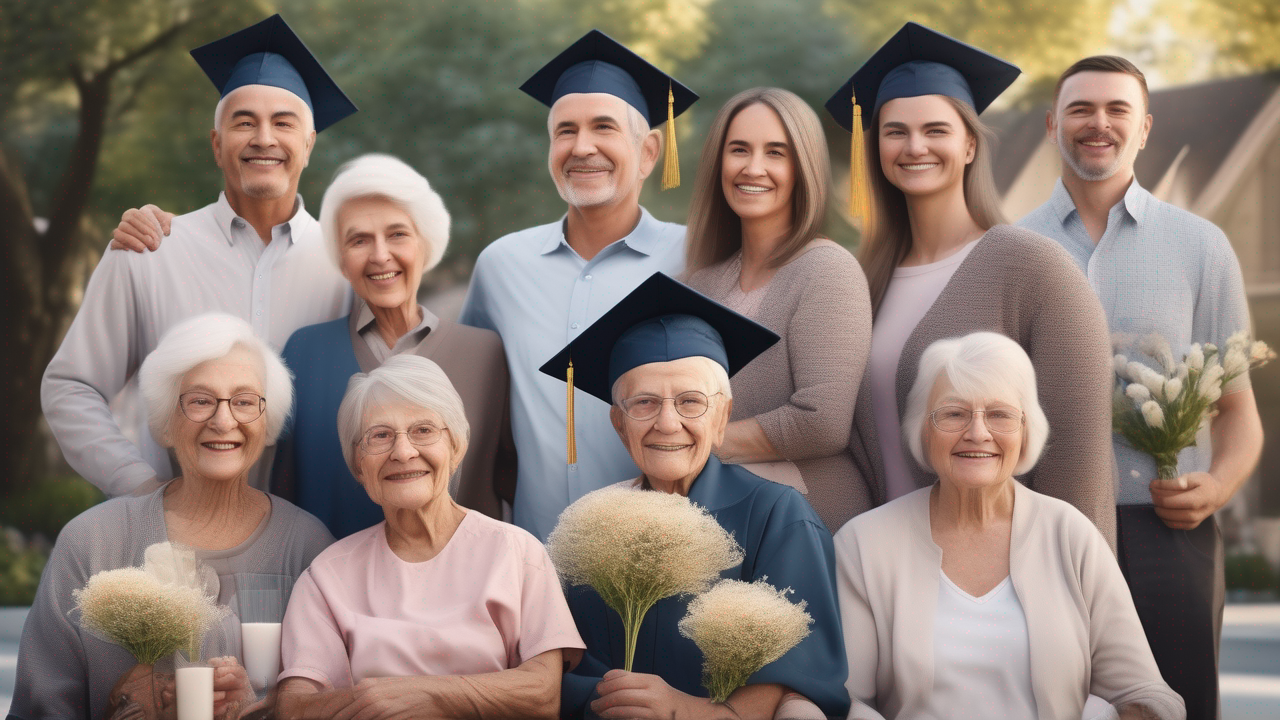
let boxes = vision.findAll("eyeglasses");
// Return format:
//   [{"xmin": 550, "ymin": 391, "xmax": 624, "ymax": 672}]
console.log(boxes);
[
  {"xmin": 360, "ymin": 423, "xmax": 449, "ymax": 454},
  {"xmin": 929, "ymin": 406, "xmax": 1023, "ymax": 434},
  {"xmin": 618, "ymin": 391, "xmax": 722, "ymax": 421},
  {"xmin": 178, "ymin": 392, "xmax": 265, "ymax": 423}
]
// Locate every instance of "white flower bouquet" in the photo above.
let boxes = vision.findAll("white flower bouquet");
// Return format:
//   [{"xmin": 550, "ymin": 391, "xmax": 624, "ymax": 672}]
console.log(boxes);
[
  {"xmin": 678, "ymin": 578, "xmax": 813, "ymax": 703},
  {"xmin": 1113, "ymin": 331, "xmax": 1273, "ymax": 481},
  {"xmin": 72, "ymin": 542, "xmax": 228, "ymax": 665},
  {"xmin": 547, "ymin": 485, "xmax": 743, "ymax": 671}
]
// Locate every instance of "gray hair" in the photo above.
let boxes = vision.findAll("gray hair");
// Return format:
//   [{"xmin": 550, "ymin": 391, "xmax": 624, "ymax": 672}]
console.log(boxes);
[
  {"xmin": 902, "ymin": 332, "xmax": 1050, "ymax": 476},
  {"xmin": 213, "ymin": 85, "xmax": 316, "ymax": 136},
  {"xmin": 319, "ymin": 153, "xmax": 451, "ymax": 273},
  {"xmin": 138, "ymin": 313, "xmax": 294, "ymax": 445},
  {"xmin": 611, "ymin": 356, "xmax": 733, "ymax": 405},
  {"xmin": 546, "ymin": 97, "xmax": 654, "ymax": 150},
  {"xmin": 335, "ymin": 354, "xmax": 470, "ymax": 476}
]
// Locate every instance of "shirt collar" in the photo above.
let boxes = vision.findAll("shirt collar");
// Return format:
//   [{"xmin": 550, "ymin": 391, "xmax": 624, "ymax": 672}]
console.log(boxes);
[
  {"xmin": 538, "ymin": 206, "xmax": 662, "ymax": 257},
  {"xmin": 1049, "ymin": 177, "xmax": 1151, "ymax": 227},
  {"xmin": 355, "ymin": 300, "xmax": 438, "ymax": 339},
  {"xmin": 685, "ymin": 455, "xmax": 756, "ymax": 512},
  {"xmin": 213, "ymin": 191, "xmax": 309, "ymax": 246}
]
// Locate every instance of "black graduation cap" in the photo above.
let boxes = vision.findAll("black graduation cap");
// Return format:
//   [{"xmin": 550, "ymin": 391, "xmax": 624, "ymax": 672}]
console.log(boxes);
[
  {"xmin": 190, "ymin": 14, "xmax": 358, "ymax": 132},
  {"xmin": 825, "ymin": 22, "xmax": 1021, "ymax": 132},
  {"xmin": 520, "ymin": 29, "xmax": 698, "ymax": 188},
  {"xmin": 539, "ymin": 273, "xmax": 778, "ymax": 463}
]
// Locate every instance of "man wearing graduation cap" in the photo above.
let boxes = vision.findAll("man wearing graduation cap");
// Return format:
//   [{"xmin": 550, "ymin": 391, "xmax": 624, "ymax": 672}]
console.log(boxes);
[
  {"xmin": 41, "ymin": 15, "xmax": 356, "ymax": 496},
  {"xmin": 457, "ymin": 30, "xmax": 696, "ymax": 541},
  {"xmin": 541, "ymin": 272, "xmax": 850, "ymax": 720}
]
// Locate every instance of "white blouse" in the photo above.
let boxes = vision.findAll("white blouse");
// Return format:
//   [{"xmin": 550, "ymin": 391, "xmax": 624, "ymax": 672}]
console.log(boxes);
[{"xmin": 925, "ymin": 572, "xmax": 1036, "ymax": 720}]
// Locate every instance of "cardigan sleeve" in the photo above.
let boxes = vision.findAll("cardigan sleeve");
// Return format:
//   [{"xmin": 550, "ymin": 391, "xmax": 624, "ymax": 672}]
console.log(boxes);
[
  {"xmin": 833, "ymin": 528, "xmax": 889, "ymax": 720},
  {"xmin": 1077, "ymin": 522, "xmax": 1186, "ymax": 720},
  {"xmin": 756, "ymin": 248, "xmax": 872, "ymax": 461},
  {"xmin": 1017, "ymin": 236, "xmax": 1118, "ymax": 550}
]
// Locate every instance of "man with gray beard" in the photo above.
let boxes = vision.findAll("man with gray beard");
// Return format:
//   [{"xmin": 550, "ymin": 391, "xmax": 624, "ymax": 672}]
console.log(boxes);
[
  {"xmin": 457, "ymin": 31, "xmax": 697, "ymax": 541},
  {"xmin": 1019, "ymin": 55, "xmax": 1262, "ymax": 720}
]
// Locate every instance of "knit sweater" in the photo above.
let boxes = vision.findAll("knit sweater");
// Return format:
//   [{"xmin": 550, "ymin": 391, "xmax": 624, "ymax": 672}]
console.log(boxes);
[
  {"xmin": 686, "ymin": 240, "xmax": 873, "ymax": 532},
  {"xmin": 847, "ymin": 225, "xmax": 1117, "ymax": 546}
]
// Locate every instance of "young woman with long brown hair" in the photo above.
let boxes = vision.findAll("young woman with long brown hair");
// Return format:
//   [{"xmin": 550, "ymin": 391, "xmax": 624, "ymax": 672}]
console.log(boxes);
[
  {"xmin": 683, "ymin": 87, "xmax": 873, "ymax": 534},
  {"xmin": 825, "ymin": 24, "xmax": 1118, "ymax": 542}
]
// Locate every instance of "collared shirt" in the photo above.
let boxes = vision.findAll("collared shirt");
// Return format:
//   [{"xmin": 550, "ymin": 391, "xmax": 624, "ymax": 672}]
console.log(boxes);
[
  {"xmin": 41, "ymin": 193, "xmax": 352, "ymax": 496},
  {"xmin": 355, "ymin": 302, "xmax": 438, "ymax": 363},
  {"xmin": 1019, "ymin": 179, "xmax": 1250, "ymax": 504},
  {"xmin": 458, "ymin": 207, "xmax": 685, "ymax": 540}
]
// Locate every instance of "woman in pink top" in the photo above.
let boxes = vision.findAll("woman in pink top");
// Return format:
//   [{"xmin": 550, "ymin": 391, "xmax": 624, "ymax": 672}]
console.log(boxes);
[{"xmin": 276, "ymin": 355, "xmax": 585, "ymax": 719}]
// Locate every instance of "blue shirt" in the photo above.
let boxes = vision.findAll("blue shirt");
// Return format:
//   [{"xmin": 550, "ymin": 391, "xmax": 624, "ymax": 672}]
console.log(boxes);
[
  {"xmin": 458, "ymin": 208, "xmax": 685, "ymax": 539},
  {"xmin": 1019, "ymin": 179, "xmax": 1251, "ymax": 504}
]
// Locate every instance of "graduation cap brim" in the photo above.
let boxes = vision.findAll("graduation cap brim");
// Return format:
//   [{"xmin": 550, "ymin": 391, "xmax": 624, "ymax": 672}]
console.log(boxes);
[
  {"xmin": 538, "ymin": 273, "xmax": 779, "ymax": 405},
  {"xmin": 190, "ymin": 14, "xmax": 358, "ymax": 132},
  {"xmin": 825, "ymin": 22, "xmax": 1021, "ymax": 132},
  {"xmin": 520, "ymin": 29, "xmax": 698, "ymax": 127}
]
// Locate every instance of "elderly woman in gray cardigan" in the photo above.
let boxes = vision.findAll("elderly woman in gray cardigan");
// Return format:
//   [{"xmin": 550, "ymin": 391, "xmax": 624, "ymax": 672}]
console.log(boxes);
[
  {"xmin": 683, "ymin": 87, "xmax": 872, "ymax": 533},
  {"xmin": 836, "ymin": 332, "xmax": 1183, "ymax": 720}
]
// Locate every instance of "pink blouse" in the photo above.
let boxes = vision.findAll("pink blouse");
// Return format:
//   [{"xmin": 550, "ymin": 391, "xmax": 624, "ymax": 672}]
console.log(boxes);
[{"xmin": 279, "ymin": 510, "xmax": 585, "ymax": 687}]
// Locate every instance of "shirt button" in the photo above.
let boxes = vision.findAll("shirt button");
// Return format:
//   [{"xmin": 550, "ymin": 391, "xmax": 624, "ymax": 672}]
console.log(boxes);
[
  {"xmin": 584, "ymin": 274, "xmax": 593, "ymax": 281},
  {"xmin": 571, "ymin": 322, "xmax": 580, "ymax": 329},
  {"xmin": 256, "ymin": 311, "xmax": 262, "ymax": 316}
]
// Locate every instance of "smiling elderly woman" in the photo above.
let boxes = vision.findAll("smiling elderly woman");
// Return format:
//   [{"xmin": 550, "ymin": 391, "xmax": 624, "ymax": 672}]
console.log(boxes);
[
  {"xmin": 835, "ymin": 332, "xmax": 1184, "ymax": 720},
  {"xmin": 273, "ymin": 153, "xmax": 513, "ymax": 539},
  {"xmin": 9, "ymin": 313, "xmax": 333, "ymax": 720},
  {"xmin": 275, "ymin": 354, "xmax": 584, "ymax": 719},
  {"xmin": 541, "ymin": 274, "xmax": 849, "ymax": 720}
]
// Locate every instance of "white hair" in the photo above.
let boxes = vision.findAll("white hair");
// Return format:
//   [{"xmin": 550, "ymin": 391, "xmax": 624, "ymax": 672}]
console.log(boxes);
[
  {"xmin": 213, "ymin": 85, "xmax": 315, "ymax": 135},
  {"xmin": 319, "ymin": 153, "xmax": 451, "ymax": 273},
  {"xmin": 611, "ymin": 356, "xmax": 733, "ymax": 405},
  {"xmin": 138, "ymin": 313, "xmax": 294, "ymax": 445},
  {"xmin": 546, "ymin": 96, "xmax": 653, "ymax": 150},
  {"xmin": 902, "ymin": 332, "xmax": 1050, "ymax": 476},
  {"xmin": 335, "ymin": 354, "xmax": 470, "ymax": 476}
]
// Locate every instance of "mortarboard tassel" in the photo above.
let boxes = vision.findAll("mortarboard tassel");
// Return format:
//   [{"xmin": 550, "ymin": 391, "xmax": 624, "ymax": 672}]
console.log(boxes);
[
  {"xmin": 662, "ymin": 82, "xmax": 680, "ymax": 190},
  {"xmin": 849, "ymin": 93, "xmax": 870, "ymax": 224},
  {"xmin": 566, "ymin": 359, "xmax": 577, "ymax": 464}
]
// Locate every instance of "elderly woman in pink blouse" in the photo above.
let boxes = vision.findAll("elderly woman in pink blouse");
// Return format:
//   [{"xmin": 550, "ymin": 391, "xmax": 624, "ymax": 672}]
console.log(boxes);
[{"xmin": 275, "ymin": 354, "xmax": 584, "ymax": 719}]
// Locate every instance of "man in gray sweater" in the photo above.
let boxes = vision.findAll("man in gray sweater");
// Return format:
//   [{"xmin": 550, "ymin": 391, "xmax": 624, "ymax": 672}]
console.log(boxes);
[{"xmin": 1019, "ymin": 55, "xmax": 1263, "ymax": 720}]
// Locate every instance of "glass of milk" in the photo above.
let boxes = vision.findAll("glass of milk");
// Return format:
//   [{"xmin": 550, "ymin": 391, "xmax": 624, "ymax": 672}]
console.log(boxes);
[{"xmin": 236, "ymin": 575, "xmax": 294, "ymax": 696}]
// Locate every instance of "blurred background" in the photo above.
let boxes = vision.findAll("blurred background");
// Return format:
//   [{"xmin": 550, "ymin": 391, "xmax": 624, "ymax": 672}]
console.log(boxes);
[{"xmin": 1, "ymin": 0, "xmax": 1278, "ymax": 712}]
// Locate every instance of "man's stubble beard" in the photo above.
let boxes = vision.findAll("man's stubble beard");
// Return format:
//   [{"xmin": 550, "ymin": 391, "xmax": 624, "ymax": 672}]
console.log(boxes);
[{"xmin": 1057, "ymin": 123, "xmax": 1139, "ymax": 183}]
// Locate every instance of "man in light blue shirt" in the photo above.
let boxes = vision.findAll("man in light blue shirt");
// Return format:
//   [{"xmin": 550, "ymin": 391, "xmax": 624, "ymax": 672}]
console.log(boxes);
[
  {"xmin": 1019, "ymin": 55, "xmax": 1263, "ymax": 720},
  {"xmin": 458, "ymin": 31, "xmax": 696, "ymax": 540}
]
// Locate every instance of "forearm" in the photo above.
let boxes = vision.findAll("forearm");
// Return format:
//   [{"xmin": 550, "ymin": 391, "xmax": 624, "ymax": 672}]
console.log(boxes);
[
  {"xmin": 1208, "ymin": 388, "xmax": 1264, "ymax": 503},
  {"xmin": 715, "ymin": 683, "xmax": 786, "ymax": 720},
  {"xmin": 718, "ymin": 419, "xmax": 783, "ymax": 464}
]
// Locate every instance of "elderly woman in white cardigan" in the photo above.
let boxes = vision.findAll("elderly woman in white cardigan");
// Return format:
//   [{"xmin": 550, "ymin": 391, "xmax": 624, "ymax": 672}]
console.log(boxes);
[{"xmin": 835, "ymin": 332, "xmax": 1184, "ymax": 720}]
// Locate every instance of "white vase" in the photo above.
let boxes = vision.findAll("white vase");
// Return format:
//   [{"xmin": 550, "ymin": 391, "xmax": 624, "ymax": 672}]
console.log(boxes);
[
  {"xmin": 240, "ymin": 622, "xmax": 282, "ymax": 691},
  {"xmin": 175, "ymin": 665, "xmax": 214, "ymax": 720}
]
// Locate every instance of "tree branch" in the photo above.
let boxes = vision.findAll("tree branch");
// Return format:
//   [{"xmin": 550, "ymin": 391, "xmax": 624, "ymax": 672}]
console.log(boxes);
[{"xmin": 101, "ymin": 16, "xmax": 194, "ymax": 79}]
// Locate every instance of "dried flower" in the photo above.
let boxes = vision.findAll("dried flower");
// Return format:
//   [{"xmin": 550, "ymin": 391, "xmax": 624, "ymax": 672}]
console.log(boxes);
[
  {"xmin": 1250, "ymin": 341, "xmax": 1275, "ymax": 364},
  {"xmin": 1186, "ymin": 344, "xmax": 1204, "ymax": 371},
  {"xmin": 1223, "ymin": 348, "xmax": 1248, "ymax": 379},
  {"xmin": 678, "ymin": 579, "xmax": 812, "ymax": 703},
  {"xmin": 1113, "ymin": 354, "xmax": 1130, "ymax": 379},
  {"xmin": 1197, "ymin": 364, "xmax": 1225, "ymax": 396},
  {"xmin": 1141, "ymin": 400, "xmax": 1165, "ymax": 429},
  {"xmin": 73, "ymin": 566, "xmax": 227, "ymax": 665},
  {"xmin": 1125, "ymin": 384, "xmax": 1151, "ymax": 403},
  {"xmin": 1140, "ymin": 333, "xmax": 1175, "ymax": 374},
  {"xmin": 1163, "ymin": 377, "xmax": 1183, "ymax": 403},
  {"xmin": 547, "ymin": 485, "xmax": 743, "ymax": 671}
]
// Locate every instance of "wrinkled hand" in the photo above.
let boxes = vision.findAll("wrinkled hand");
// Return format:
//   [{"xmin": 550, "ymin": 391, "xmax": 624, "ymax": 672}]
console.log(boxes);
[
  {"xmin": 111, "ymin": 204, "xmax": 173, "ymax": 252},
  {"xmin": 160, "ymin": 658, "xmax": 253, "ymax": 720},
  {"xmin": 591, "ymin": 669, "xmax": 702, "ymax": 720},
  {"xmin": 1150, "ymin": 471, "xmax": 1225, "ymax": 530},
  {"xmin": 107, "ymin": 664, "xmax": 165, "ymax": 720}
]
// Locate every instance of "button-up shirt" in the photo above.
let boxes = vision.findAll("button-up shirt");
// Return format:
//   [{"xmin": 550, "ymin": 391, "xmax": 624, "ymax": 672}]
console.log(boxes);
[
  {"xmin": 42, "ymin": 193, "xmax": 352, "ymax": 496},
  {"xmin": 458, "ymin": 207, "xmax": 685, "ymax": 539},
  {"xmin": 1019, "ymin": 179, "xmax": 1250, "ymax": 504},
  {"xmin": 356, "ymin": 302, "xmax": 438, "ymax": 363}
]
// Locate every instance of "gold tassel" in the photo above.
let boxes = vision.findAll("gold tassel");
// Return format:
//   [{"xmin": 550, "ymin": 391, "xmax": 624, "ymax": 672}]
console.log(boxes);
[
  {"xmin": 566, "ymin": 359, "xmax": 577, "ymax": 465},
  {"xmin": 661, "ymin": 82, "xmax": 680, "ymax": 190},
  {"xmin": 849, "ymin": 93, "xmax": 869, "ymax": 224}
]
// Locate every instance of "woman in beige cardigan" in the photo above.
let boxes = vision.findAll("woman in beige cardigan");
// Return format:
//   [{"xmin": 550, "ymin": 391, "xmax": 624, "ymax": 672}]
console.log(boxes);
[
  {"xmin": 824, "ymin": 24, "xmax": 1116, "ymax": 545},
  {"xmin": 684, "ymin": 87, "xmax": 873, "ymax": 533},
  {"xmin": 836, "ymin": 332, "xmax": 1183, "ymax": 720}
]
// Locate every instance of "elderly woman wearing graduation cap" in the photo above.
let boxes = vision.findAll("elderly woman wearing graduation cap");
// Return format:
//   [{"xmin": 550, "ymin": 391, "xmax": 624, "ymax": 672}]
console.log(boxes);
[
  {"xmin": 541, "ymin": 273, "xmax": 850, "ymax": 720},
  {"xmin": 824, "ymin": 23, "xmax": 1117, "ymax": 543}
]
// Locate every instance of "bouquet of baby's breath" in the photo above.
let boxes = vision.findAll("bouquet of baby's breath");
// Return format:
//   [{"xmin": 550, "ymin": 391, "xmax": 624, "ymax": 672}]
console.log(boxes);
[
  {"xmin": 678, "ymin": 578, "xmax": 813, "ymax": 703},
  {"xmin": 72, "ymin": 543, "xmax": 228, "ymax": 665},
  {"xmin": 1113, "ymin": 331, "xmax": 1274, "ymax": 481},
  {"xmin": 547, "ymin": 485, "xmax": 743, "ymax": 671}
]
